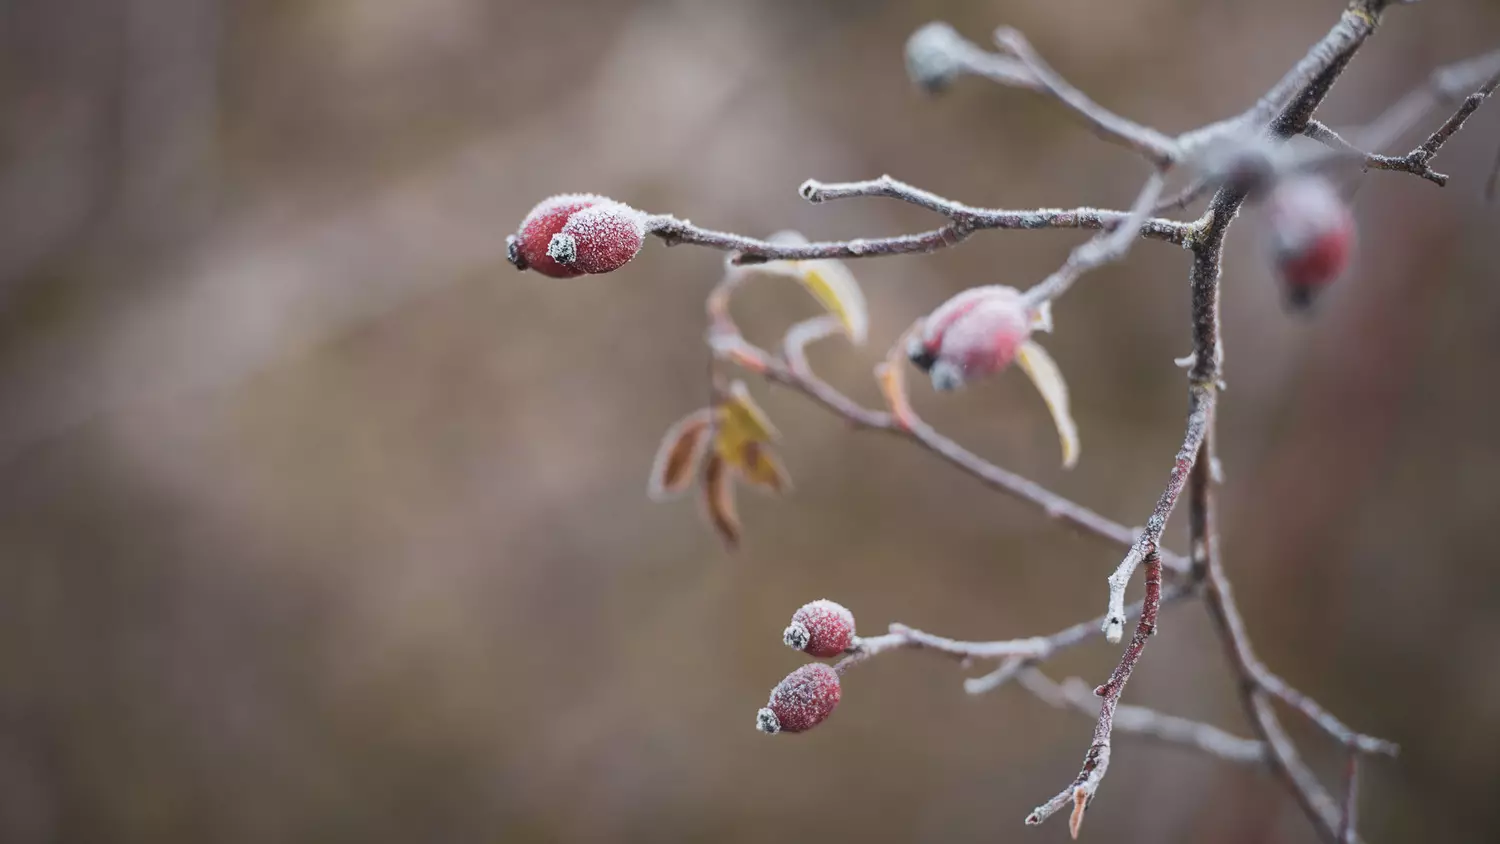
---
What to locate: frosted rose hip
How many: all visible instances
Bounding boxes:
[907,285,1034,390]
[1263,176,1355,308]
[756,663,842,734]
[550,201,647,274]
[784,599,856,657]
[509,194,604,278]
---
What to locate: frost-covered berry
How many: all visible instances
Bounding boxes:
[509,194,605,278]
[756,663,841,735]
[783,599,856,658]
[1263,176,1355,309]
[549,201,647,274]
[907,285,1034,390]
[905,22,968,94]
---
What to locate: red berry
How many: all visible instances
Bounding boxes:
[509,194,605,278]
[784,599,856,658]
[756,663,841,734]
[907,285,1033,390]
[1263,176,1355,309]
[550,201,647,274]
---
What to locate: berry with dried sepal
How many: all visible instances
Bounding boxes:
[756,663,841,734]
[1263,175,1355,309]
[549,200,648,275]
[509,194,605,278]
[906,285,1035,391]
[783,599,856,658]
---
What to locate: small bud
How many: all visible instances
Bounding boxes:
[905,22,967,94]
[510,194,605,278]
[556,201,648,274]
[756,663,842,734]
[784,599,856,657]
[908,286,1032,390]
[1263,176,1355,309]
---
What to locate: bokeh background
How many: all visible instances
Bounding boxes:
[2,0,1498,841]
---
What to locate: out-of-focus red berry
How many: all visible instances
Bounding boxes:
[509,194,605,278]
[907,285,1033,390]
[784,599,856,658]
[1264,176,1355,309]
[756,663,842,734]
[551,201,647,274]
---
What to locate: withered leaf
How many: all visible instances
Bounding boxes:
[647,409,712,501]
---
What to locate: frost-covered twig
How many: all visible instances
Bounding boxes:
[1015,669,1266,765]
[836,624,1049,675]
[1026,553,1163,835]
[990,28,1179,166]
[1302,49,1500,187]
[645,176,1191,267]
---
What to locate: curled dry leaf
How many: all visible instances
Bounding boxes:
[646,381,788,545]
[1015,341,1080,469]
[1069,787,1088,840]
[647,409,713,501]
[741,231,869,345]
[702,454,741,547]
[737,441,792,495]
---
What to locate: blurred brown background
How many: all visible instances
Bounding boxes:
[2,0,1498,841]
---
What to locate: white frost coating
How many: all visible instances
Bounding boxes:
[563,201,648,242]
[1102,545,1143,644]
[755,708,781,734]
[930,359,965,392]
[783,622,811,651]
[546,232,579,265]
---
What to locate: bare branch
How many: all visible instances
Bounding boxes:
[646,176,1191,266]
[1301,49,1500,187]
[1340,751,1361,844]
[1363,66,1500,186]
[991,28,1179,166]
[1020,171,1167,308]
[964,582,1194,695]
[1016,669,1267,765]
[1101,385,1211,643]
[1027,553,1164,831]
[836,624,1049,676]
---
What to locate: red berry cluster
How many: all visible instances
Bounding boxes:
[508,194,647,278]
[758,600,857,734]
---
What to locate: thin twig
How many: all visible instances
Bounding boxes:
[646,175,1191,266]
[991,28,1179,166]
[1020,171,1167,308]
[1026,554,1164,833]
[1340,750,1361,844]
[1016,669,1267,765]
[964,582,1193,695]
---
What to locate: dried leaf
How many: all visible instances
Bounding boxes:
[750,231,868,345]
[718,380,780,446]
[875,362,915,431]
[1069,787,1088,840]
[1016,340,1080,469]
[736,441,792,495]
[796,260,868,345]
[647,409,712,501]
[702,455,741,547]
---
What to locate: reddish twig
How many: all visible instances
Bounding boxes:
[1025,553,1164,833]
